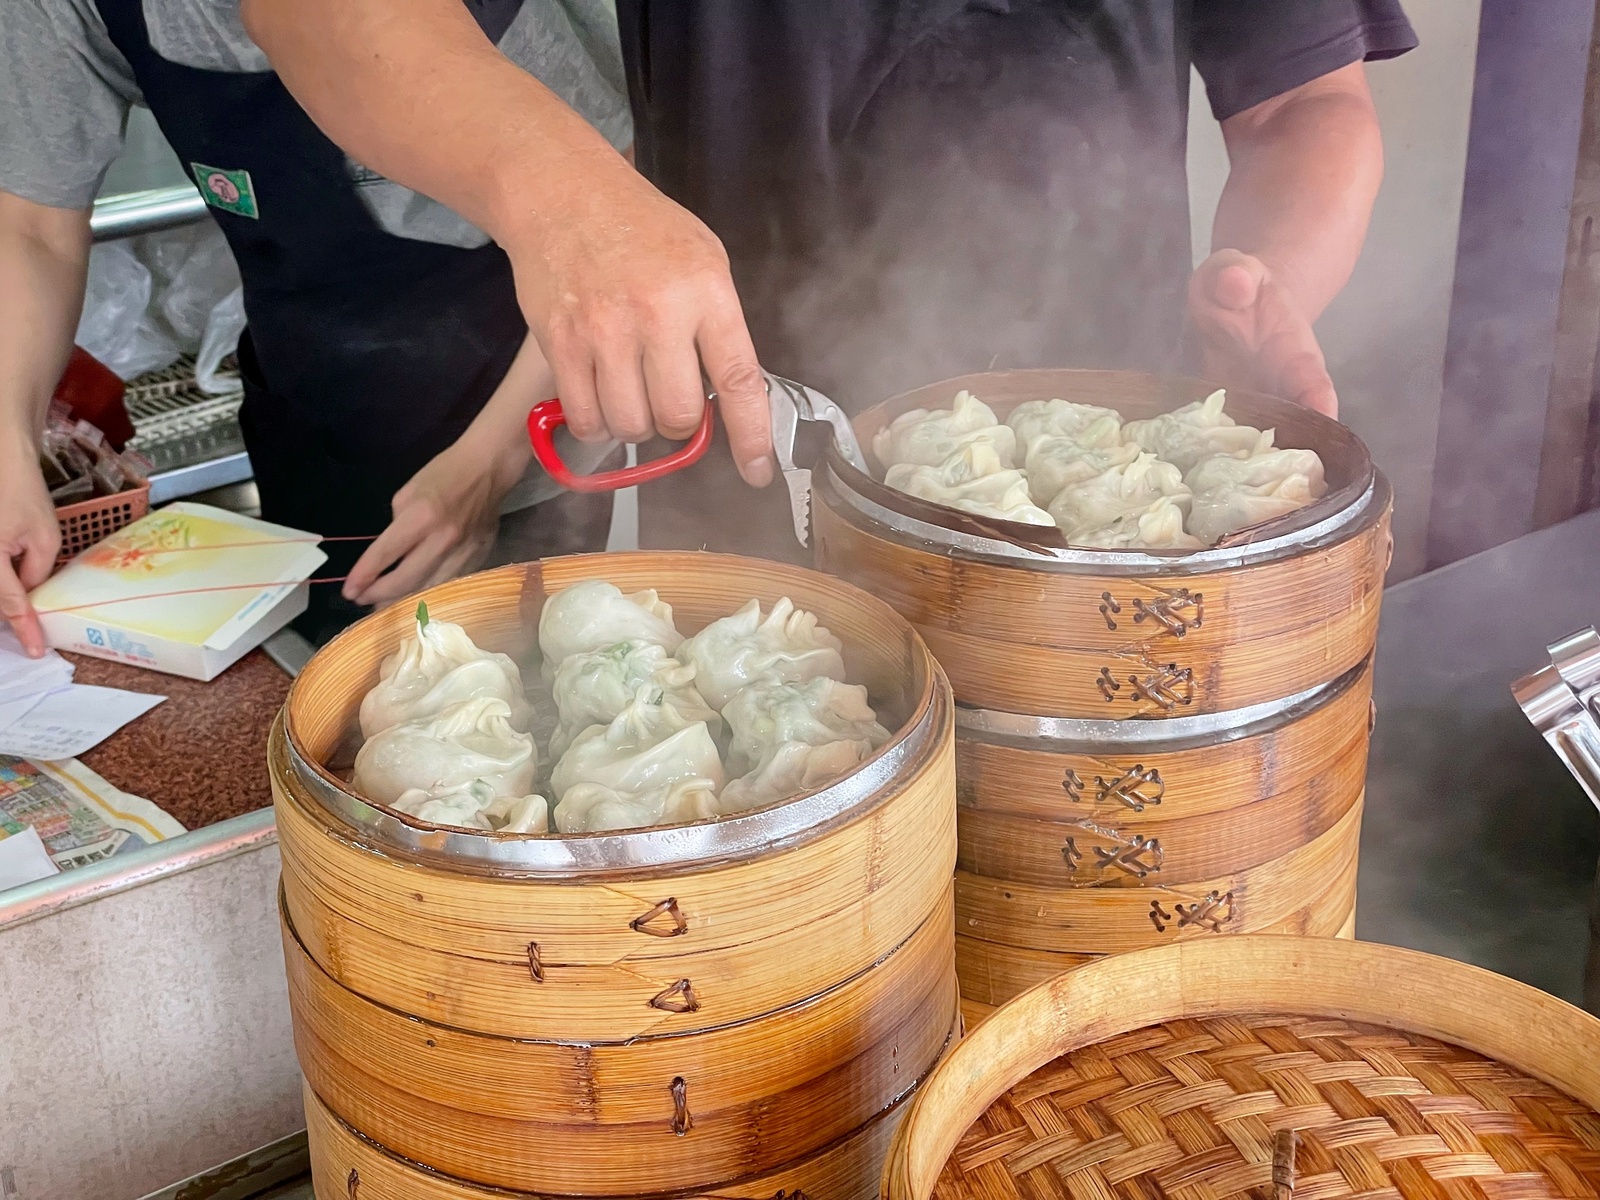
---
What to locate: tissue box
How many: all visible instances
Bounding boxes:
[31,502,327,682]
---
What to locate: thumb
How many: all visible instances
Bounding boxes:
[1199,250,1267,312]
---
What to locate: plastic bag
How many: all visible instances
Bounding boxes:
[73,220,244,385]
[74,241,181,381]
[195,286,246,394]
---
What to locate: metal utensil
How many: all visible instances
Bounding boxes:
[1511,627,1600,814]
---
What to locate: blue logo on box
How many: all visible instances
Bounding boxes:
[86,628,105,646]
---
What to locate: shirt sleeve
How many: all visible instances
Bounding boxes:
[0,0,142,209]
[1192,0,1419,122]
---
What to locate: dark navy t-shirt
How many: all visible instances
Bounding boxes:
[618,1,1417,407]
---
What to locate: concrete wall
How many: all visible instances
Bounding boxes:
[1187,0,1484,580]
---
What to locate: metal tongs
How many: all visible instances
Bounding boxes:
[1512,627,1600,814]
[526,371,867,546]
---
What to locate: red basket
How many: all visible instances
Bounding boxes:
[55,483,151,566]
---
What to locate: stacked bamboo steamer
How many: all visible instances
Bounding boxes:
[883,936,1600,1200]
[812,370,1390,1011]
[272,552,959,1199]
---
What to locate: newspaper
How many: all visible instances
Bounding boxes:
[0,756,185,872]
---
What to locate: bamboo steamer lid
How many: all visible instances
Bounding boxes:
[814,369,1391,720]
[882,937,1600,1200]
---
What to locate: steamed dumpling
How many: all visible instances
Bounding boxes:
[550,684,725,801]
[538,580,682,678]
[884,441,1054,526]
[719,740,875,813]
[1059,495,1203,551]
[553,777,720,833]
[1006,399,1123,448]
[1185,447,1327,543]
[391,785,495,831]
[353,696,538,806]
[484,792,551,833]
[1122,390,1273,473]
[1022,434,1143,508]
[1045,452,1190,542]
[723,677,890,777]
[359,613,531,737]
[390,781,550,834]
[872,390,1017,469]
[549,639,720,761]
[676,597,847,709]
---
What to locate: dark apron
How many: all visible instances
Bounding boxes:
[619,0,1196,561]
[93,0,601,638]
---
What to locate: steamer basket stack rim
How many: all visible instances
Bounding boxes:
[823,367,1388,574]
[281,552,943,876]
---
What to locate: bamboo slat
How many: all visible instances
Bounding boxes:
[954,661,1372,824]
[953,855,1358,1007]
[275,722,954,1039]
[956,735,1364,886]
[303,1068,922,1200]
[953,797,1362,957]
[286,892,958,1194]
[881,937,1600,1200]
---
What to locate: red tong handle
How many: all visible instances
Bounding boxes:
[526,398,715,492]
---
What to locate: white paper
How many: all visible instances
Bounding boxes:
[0,685,166,760]
[0,826,60,891]
[0,627,74,705]
[0,689,54,732]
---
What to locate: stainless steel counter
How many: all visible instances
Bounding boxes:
[1360,506,1600,1009]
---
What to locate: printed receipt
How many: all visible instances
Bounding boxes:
[0,686,166,760]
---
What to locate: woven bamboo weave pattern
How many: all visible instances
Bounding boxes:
[932,1013,1600,1200]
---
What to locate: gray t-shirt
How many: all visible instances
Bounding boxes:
[0,0,634,248]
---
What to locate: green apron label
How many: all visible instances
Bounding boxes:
[190,163,259,219]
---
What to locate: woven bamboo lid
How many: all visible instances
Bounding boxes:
[883,938,1600,1200]
[932,1012,1600,1200]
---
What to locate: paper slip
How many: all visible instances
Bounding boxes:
[0,825,59,891]
[0,686,166,760]
[0,626,74,706]
[0,690,55,732]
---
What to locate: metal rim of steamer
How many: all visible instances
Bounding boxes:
[819,462,1391,574]
[956,655,1371,752]
[281,685,947,879]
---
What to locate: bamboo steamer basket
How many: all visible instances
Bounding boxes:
[955,661,1371,887]
[273,552,958,1196]
[811,369,1386,1004]
[813,370,1390,721]
[883,936,1600,1200]
[304,1075,925,1200]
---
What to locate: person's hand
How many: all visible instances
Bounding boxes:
[499,159,774,487]
[341,438,520,609]
[0,444,61,657]
[1186,249,1338,418]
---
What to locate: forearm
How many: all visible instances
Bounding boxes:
[453,335,553,485]
[1212,63,1383,322]
[0,192,91,451]
[239,0,633,254]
